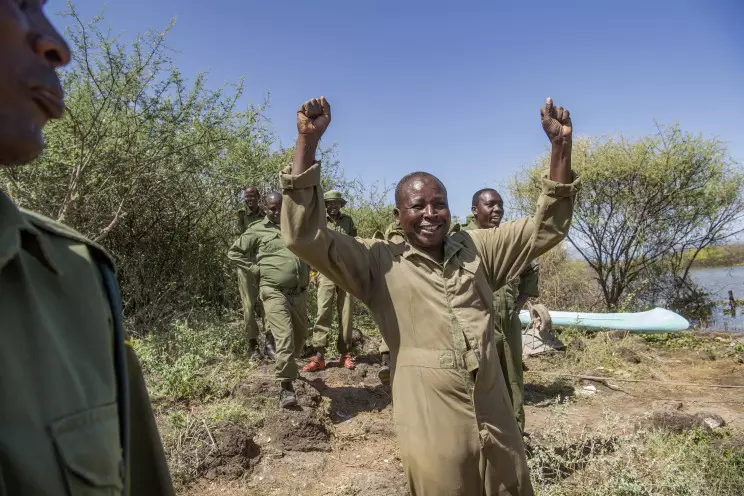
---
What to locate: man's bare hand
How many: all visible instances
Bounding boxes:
[297,97,331,143]
[541,97,572,144]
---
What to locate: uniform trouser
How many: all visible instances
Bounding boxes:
[311,274,354,354]
[504,313,525,432]
[237,268,264,341]
[393,350,533,496]
[260,286,308,382]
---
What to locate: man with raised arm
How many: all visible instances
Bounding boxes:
[281,96,577,495]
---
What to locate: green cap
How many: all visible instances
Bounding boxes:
[324,190,346,206]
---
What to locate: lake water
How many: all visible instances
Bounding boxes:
[689,266,744,332]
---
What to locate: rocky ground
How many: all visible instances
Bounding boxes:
[160,330,744,496]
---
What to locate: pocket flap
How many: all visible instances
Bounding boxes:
[50,403,123,489]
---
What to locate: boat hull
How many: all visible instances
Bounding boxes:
[518,307,689,332]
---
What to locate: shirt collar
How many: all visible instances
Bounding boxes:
[399,235,465,266]
[263,216,279,228]
[0,191,59,274]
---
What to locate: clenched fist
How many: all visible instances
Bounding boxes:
[297,97,331,142]
[541,97,572,144]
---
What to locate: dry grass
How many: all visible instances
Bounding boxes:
[529,406,744,495]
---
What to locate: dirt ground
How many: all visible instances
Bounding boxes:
[181,333,744,496]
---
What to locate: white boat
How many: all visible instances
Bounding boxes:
[518,307,689,333]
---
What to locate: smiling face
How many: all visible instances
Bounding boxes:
[472,189,504,229]
[244,186,260,211]
[394,173,451,258]
[0,0,71,166]
[325,199,343,220]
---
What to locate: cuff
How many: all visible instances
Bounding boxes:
[541,170,580,197]
[281,163,321,190]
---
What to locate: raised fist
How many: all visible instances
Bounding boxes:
[297,97,331,142]
[540,97,572,143]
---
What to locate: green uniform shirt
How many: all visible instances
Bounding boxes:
[326,212,357,236]
[228,216,309,290]
[0,191,173,495]
[235,205,265,234]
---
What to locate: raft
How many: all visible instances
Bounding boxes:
[518,307,689,333]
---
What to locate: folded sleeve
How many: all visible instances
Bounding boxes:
[281,164,378,304]
[469,173,579,291]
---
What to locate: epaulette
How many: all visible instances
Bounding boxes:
[244,217,265,231]
[21,209,115,267]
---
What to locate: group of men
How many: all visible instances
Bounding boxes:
[227,187,360,407]
[228,181,539,436]
[0,1,576,493]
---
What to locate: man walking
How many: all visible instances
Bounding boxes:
[228,192,310,408]
[304,190,358,371]
[233,186,275,360]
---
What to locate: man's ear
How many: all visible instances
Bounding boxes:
[471,205,478,215]
[393,208,400,220]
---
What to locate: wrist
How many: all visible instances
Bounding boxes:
[296,134,320,153]
[292,134,320,174]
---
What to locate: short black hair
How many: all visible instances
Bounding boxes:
[265,191,282,203]
[471,188,500,207]
[395,172,447,207]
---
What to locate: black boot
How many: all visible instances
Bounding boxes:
[249,339,261,362]
[264,333,277,361]
[378,352,391,385]
[279,380,297,408]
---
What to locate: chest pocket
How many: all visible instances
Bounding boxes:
[50,403,123,495]
[260,233,284,254]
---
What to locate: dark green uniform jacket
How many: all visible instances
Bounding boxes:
[0,191,173,495]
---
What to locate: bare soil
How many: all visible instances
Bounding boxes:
[182,334,744,496]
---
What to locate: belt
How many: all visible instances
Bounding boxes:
[396,347,480,373]
[280,286,307,296]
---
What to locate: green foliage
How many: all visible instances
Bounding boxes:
[344,181,395,238]
[685,243,744,268]
[510,126,744,314]
[0,5,346,332]
[131,312,253,400]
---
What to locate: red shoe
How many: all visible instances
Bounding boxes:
[340,354,356,370]
[303,357,326,372]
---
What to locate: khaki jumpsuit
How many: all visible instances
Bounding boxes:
[311,213,357,353]
[281,164,578,495]
[228,217,310,382]
[0,192,173,495]
[234,206,266,341]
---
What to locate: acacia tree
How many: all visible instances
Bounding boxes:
[0,4,343,332]
[510,125,744,314]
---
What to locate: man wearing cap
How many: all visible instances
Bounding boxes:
[304,189,359,371]
[466,188,540,433]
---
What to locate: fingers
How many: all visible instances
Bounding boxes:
[320,96,331,120]
[300,98,324,118]
[541,97,555,120]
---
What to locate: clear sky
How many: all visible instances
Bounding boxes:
[52,0,743,220]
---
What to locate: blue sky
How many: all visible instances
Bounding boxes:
[52,0,743,220]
